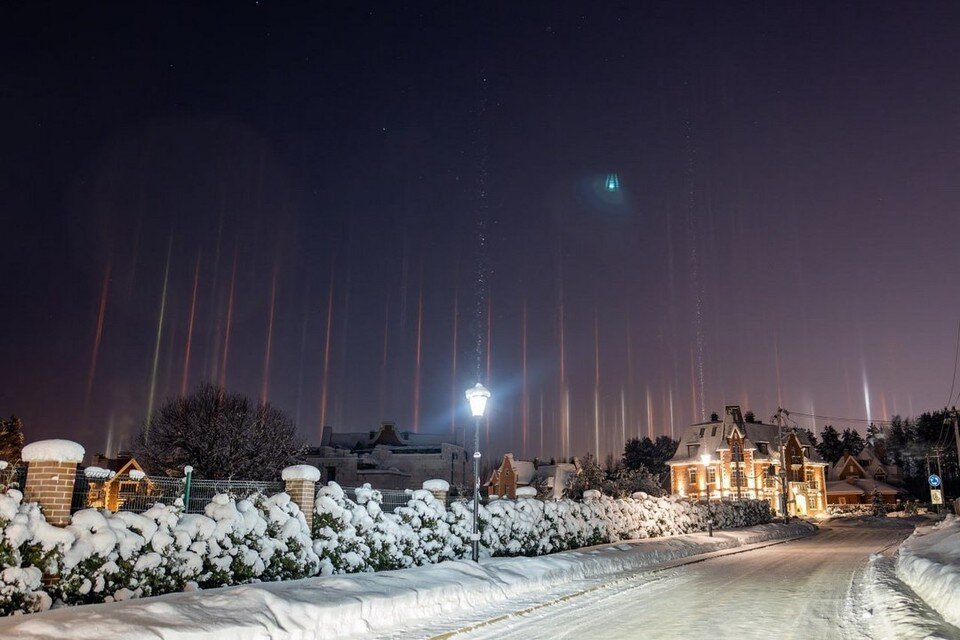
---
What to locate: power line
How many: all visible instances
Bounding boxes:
[947,319,960,407]
[788,410,894,425]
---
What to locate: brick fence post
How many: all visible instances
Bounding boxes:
[22,439,85,526]
[282,465,321,530]
[423,479,450,504]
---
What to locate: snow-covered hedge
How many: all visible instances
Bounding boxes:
[309,483,772,570]
[0,483,771,616]
[0,489,317,614]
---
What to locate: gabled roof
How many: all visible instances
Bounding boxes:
[667,405,823,465]
[826,478,904,496]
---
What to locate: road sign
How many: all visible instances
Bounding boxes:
[931,489,943,505]
[929,474,942,487]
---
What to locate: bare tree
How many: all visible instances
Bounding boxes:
[135,383,305,480]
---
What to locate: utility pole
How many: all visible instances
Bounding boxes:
[773,408,790,524]
[951,409,960,469]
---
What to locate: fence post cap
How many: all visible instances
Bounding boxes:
[282,464,321,482]
[422,479,450,492]
[22,439,85,464]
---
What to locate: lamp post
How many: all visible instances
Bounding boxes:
[700,453,713,536]
[465,382,490,562]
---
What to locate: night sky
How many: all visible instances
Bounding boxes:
[4,2,960,462]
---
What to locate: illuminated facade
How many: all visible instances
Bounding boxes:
[667,405,828,516]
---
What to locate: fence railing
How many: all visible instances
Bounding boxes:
[332,486,469,513]
[70,474,285,514]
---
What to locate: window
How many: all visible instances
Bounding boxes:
[875,469,886,481]
[699,427,706,437]
[687,444,699,457]
[325,466,337,482]
[765,475,777,489]
[757,442,769,455]
[707,468,717,484]
[790,468,803,482]
[732,468,746,487]
[711,426,718,437]
[802,446,810,458]
[732,442,743,462]
[688,468,697,484]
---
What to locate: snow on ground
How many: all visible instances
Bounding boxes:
[426,518,917,640]
[0,522,812,640]
[895,516,960,629]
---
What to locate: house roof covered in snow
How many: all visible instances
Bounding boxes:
[826,478,904,496]
[317,423,464,452]
[667,405,824,465]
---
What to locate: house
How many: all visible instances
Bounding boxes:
[302,422,468,490]
[666,405,829,516]
[486,453,578,500]
[829,446,901,485]
[826,449,904,505]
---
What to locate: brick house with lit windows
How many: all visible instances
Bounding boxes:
[667,405,829,516]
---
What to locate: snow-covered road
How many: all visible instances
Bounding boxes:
[393,520,926,640]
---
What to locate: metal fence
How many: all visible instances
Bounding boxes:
[69,474,285,514]
[334,486,466,512]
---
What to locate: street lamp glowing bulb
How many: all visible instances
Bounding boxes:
[700,453,712,466]
[465,382,491,418]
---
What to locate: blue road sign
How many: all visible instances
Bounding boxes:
[929,474,941,487]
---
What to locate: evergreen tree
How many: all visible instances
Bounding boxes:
[0,416,24,464]
[815,425,844,463]
[840,428,866,457]
[622,435,677,478]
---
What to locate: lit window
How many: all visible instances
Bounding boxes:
[708,468,717,484]
[688,468,697,484]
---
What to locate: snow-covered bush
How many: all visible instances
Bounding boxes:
[312,482,370,574]
[0,490,67,614]
[0,479,773,616]
[395,489,455,565]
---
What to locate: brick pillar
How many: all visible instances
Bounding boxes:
[22,439,85,526]
[282,465,320,529]
[423,479,450,504]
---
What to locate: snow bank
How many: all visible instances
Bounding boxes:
[895,515,960,627]
[281,464,321,482]
[0,521,813,639]
[21,440,84,464]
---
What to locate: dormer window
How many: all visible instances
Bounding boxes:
[757,442,769,455]
[699,427,705,437]
[711,426,718,437]
[688,444,699,457]
[802,446,810,458]
[875,469,886,481]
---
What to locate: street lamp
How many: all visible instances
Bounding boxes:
[465,382,490,562]
[700,453,714,536]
